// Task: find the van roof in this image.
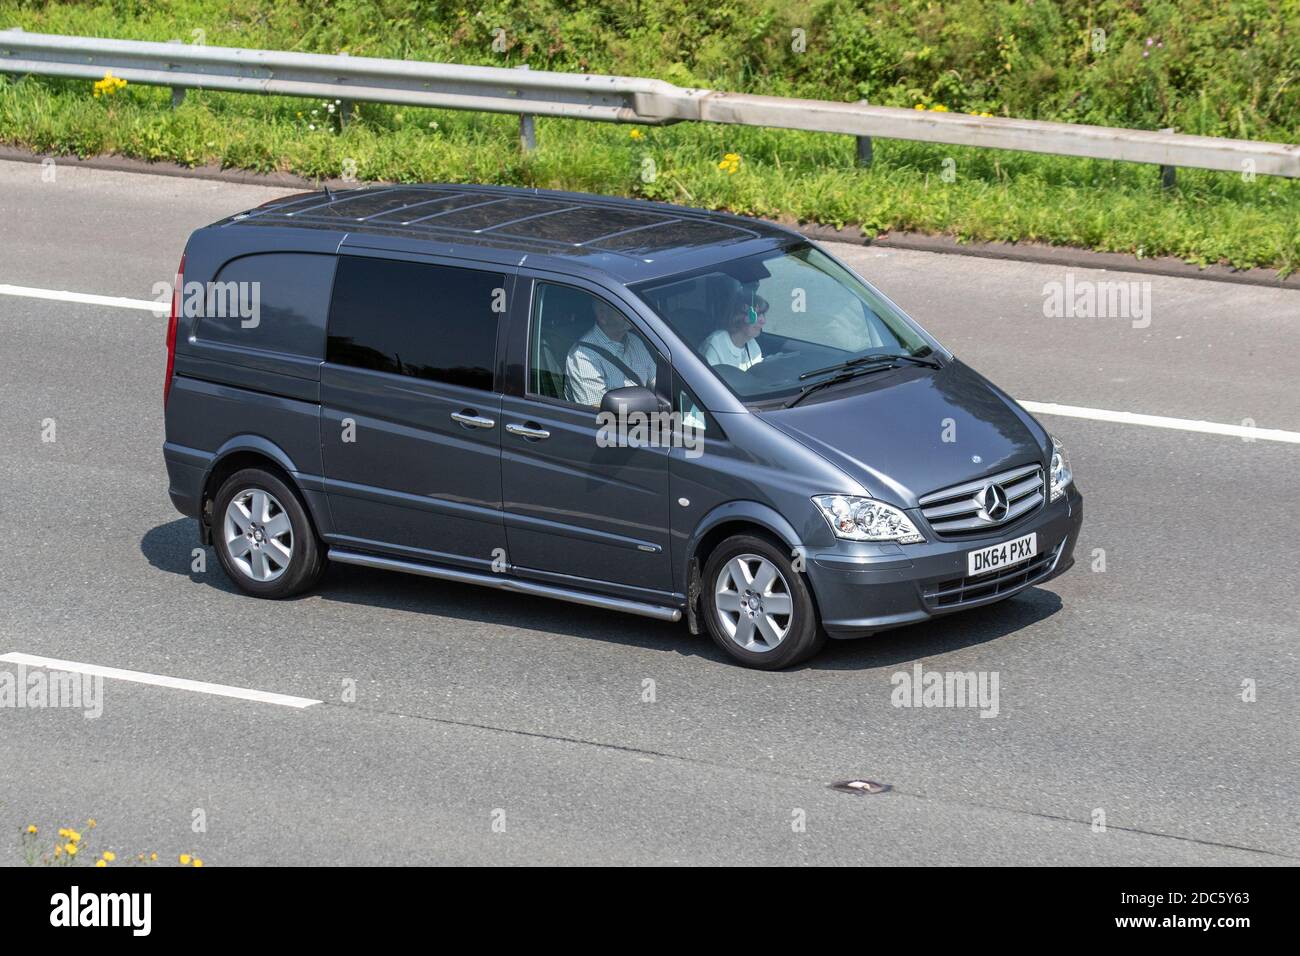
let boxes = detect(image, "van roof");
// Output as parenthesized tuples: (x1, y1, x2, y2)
(215, 183, 802, 283)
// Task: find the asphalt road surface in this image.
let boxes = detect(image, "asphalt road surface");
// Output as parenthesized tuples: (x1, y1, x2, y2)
(0, 158, 1296, 866)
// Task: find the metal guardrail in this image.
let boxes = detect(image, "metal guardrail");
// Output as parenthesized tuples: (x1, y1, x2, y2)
(2, 28, 1298, 179)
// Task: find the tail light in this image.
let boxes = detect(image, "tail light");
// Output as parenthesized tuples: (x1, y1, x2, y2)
(164, 253, 185, 407)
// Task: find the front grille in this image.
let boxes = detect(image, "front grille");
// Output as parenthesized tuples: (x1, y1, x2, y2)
(918, 462, 1044, 539)
(922, 541, 1064, 610)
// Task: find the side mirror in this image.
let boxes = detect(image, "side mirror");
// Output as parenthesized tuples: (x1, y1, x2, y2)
(600, 385, 663, 418)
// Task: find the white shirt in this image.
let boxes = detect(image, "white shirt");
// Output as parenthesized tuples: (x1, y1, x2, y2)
(700, 329, 763, 371)
(565, 323, 657, 407)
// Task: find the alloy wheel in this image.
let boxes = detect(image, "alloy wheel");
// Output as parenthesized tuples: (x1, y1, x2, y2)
(223, 488, 294, 583)
(713, 553, 794, 652)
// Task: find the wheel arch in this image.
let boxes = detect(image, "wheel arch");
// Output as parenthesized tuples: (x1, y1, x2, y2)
(199, 438, 325, 545)
(688, 501, 802, 570)
(684, 501, 806, 633)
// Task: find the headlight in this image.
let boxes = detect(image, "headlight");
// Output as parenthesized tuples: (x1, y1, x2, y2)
(812, 494, 925, 543)
(1049, 435, 1072, 502)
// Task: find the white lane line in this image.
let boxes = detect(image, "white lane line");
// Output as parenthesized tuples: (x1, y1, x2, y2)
(0, 283, 166, 313)
(0, 652, 321, 709)
(1018, 400, 1300, 445)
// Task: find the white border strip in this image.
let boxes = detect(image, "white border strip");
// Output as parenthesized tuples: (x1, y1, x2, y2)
(1019, 400, 1300, 444)
(0, 283, 166, 313)
(0, 652, 322, 709)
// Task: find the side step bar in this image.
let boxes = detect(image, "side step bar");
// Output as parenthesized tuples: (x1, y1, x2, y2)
(328, 548, 683, 623)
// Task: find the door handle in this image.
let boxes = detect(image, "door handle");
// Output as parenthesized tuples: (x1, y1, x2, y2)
(451, 411, 496, 429)
(506, 422, 550, 440)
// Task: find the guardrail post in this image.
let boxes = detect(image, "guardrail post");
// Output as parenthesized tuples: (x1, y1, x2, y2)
(516, 64, 536, 153)
(164, 38, 185, 108)
(1159, 127, 1176, 190)
(855, 99, 873, 167)
(337, 51, 353, 130)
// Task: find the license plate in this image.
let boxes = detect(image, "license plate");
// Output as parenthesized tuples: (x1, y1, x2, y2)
(967, 532, 1037, 577)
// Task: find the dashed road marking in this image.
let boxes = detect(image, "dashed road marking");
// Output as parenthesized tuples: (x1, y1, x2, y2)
(0, 283, 166, 313)
(1018, 400, 1300, 444)
(0, 652, 322, 709)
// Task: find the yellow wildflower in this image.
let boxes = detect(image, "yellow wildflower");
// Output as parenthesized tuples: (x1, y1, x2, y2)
(192, 858, 204, 867)
(96, 859, 107, 867)
(103, 851, 116, 862)
(92, 71, 128, 98)
(25, 825, 37, 835)
(629, 129, 643, 140)
(180, 854, 191, 865)
(66, 843, 79, 857)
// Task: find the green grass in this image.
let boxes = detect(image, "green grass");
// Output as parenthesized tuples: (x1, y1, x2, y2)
(0, 0, 1296, 272)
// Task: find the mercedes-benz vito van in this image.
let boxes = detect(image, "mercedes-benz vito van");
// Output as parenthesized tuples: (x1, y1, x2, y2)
(162, 184, 1082, 669)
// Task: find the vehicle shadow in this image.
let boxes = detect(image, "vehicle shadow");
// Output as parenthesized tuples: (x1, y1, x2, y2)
(141, 517, 242, 595)
(811, 587, 1062, 671)
(142, 518, 1062, 670)
(140, 518, 702, 657)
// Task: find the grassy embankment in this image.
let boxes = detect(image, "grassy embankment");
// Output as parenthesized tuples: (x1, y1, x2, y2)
(1, 1, 1296, 272)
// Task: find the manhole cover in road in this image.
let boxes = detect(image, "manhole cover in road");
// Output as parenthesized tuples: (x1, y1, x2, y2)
(829, 779, 891, 795)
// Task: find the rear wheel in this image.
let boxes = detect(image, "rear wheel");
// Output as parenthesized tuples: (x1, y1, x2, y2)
(702, 534, 825, 669)
(212, 468, 325, 598)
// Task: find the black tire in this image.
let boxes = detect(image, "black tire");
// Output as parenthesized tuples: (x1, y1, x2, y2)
(211, 468, 325, 599)
(701, 533, 826, 669)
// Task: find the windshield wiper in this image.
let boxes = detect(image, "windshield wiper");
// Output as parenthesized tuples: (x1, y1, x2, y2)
(784, 352, 943, 408)
(798, 352, 940, 381)
(784, 362, 896, 408)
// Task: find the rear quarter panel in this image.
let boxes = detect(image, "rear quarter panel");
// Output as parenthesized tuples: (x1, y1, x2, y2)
(164, 224, 343, 521)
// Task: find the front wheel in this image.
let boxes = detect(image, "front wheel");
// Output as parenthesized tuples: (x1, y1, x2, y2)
(701, 534, 825, 669)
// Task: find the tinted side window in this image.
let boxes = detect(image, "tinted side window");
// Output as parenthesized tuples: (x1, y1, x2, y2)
(326, 256, 504, 391)
(199, 253, 336, 358)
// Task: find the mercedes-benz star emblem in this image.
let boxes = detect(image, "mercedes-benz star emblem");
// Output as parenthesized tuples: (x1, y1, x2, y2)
(979, 483, 1009, 522)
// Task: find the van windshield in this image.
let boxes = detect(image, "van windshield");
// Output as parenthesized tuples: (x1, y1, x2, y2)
(633, 243, 936, 406)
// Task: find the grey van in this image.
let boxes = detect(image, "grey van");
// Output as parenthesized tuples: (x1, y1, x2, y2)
(163, 184, 1082, 669)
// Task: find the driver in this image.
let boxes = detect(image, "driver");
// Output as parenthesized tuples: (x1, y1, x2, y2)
(701, 288, 767, 371)
(565, 299, 656, 407)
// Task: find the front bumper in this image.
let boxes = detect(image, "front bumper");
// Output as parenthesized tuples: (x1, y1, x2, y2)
(809, 485, 1083, 639)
